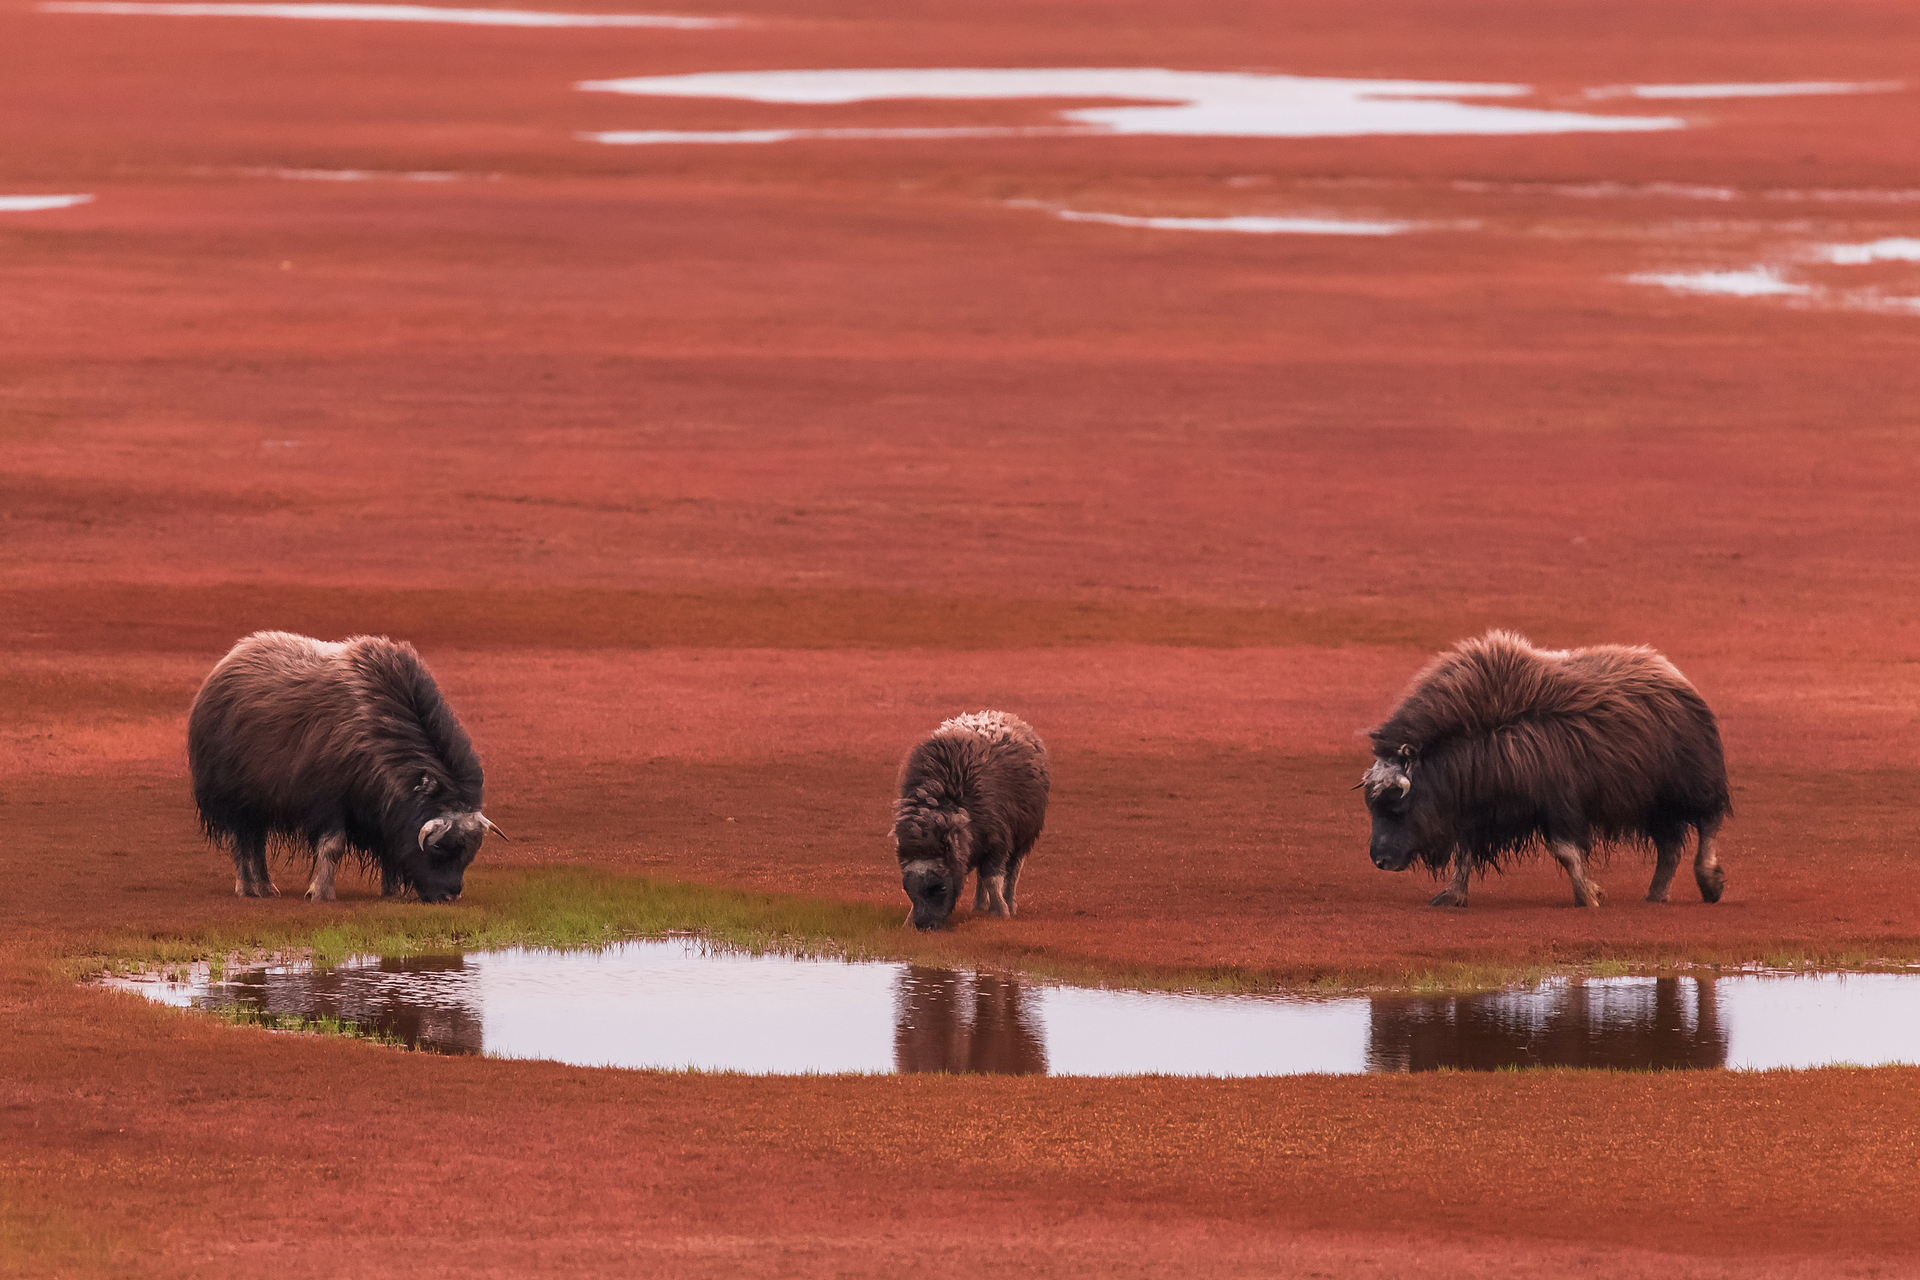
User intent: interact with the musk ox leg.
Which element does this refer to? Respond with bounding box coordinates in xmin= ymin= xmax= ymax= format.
xmin=1647 ymin=836 xmax=1685 ymax=903
xmin=1548 ymin=841 xmax=1604 ymax=908
xmin=1694 ymin=833 xmax=1726 ymax=903
xmin=1003 ymin=852 xmax=1028 ymax=917
xmin=306 ymin=833 xmax=343 ymax=903
xmin=977 ymin=875 xmax=1011 ymax=919
xmin=232 ymin=834 xmax=277 ymax=899
xmin=1429 ymin=860 xmax=1472 ymax=908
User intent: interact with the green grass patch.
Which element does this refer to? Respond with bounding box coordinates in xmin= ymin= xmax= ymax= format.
xmin=64 ymin=866 xmax=907 ymax=981
xmin=208 ymin=1003 xmax=415 ymax=1050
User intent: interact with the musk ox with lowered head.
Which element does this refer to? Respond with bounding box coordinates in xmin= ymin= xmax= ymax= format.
xmin=188 ymin=631 xmax=504 ymax=904
xmin=1361 ymin=630 xmax=1729 ymax=909
xmin=894 ymin=711 xmax=1049 ymax=930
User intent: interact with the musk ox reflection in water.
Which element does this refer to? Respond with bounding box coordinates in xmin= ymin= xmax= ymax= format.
xmin=894 ymin=711 xmax=1049 ymax=930
xmin=1361 ymin=631 xmax=1729 ymax=908
xmin=188 ymin=631 xmax=504 ymax=903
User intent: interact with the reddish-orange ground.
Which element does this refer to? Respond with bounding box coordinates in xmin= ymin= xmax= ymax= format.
xmin=5 ymin=0 xmax=1920 ymax=1274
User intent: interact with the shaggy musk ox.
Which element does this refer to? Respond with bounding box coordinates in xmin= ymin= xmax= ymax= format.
xmin=894 ymin=711 xmax=1049 ymax=930
xmin=188 ymin=631 xmax=504 ymax=903
xmin=1362 ymin=631 xmax=1729 ymax=909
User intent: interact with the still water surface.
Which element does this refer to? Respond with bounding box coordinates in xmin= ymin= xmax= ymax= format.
xmin=105 ymin=940 xmax=1920 ymax=1076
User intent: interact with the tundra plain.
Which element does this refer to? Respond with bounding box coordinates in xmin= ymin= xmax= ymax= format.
xmin=5 ymin=0 xmax=1920 ymax=1274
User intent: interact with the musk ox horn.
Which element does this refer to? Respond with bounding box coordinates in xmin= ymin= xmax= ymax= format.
xmin=1395 ymin=775 xmax=1411 ymax=796
xmin=479 ymin=815 xmax=510 ymax=841
xmin=419 ymin=816 xmax=454 ymax=849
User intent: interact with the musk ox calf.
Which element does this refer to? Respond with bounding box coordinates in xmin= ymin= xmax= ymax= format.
xmin=1361 ymin=630 xmax=1729 ymax=909
xmin=188 ymin=631 xmax=503 ymax=904
xmin=894 ymin=711 xmax=1049 ymax=931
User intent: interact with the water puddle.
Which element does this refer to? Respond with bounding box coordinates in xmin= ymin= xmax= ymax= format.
xmin=1626 ymin=267 xmax=1816 ymax=298
xmin=1049 ymin=210 xmax=1416 ymax=236
xmin=0 ymin=195 xmax=93 ymax=212
xmin=1625 ymin=250 xmax=1920 ymax=315
xmin=1585 ymin=80 xmax=1905 ymax=100
xmin=39 ymin=2 xmax=735 ymax=27
xmin=577 ymin=68 xmax=1689 ymax=145
xmin=101 ymin=941 xmax=1920 ymax=1076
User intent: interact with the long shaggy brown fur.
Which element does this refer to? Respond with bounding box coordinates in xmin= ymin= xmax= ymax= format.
xmin=894 ymin=711 xmax=1049 ymax=930
xmin=188 ymin=631 xmax=489 ymax=900
xmin=1365 ymin=630 xmax=1730 ymax=872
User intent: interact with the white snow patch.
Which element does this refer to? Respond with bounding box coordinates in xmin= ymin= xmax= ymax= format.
xmin=1808 ymin=237 xmax=1920 ymax=265
xmin=1626 ymin=263 xmax=1920 ymax=316
xmin=1587 ymin=80 xmax=1905 ymax=100
xmin=0 ymin=194 xmax=93 ymax=212
xmin=578 ymin=68 xmax=1686 ymax=141
xmin=585 ymin=126 xmax=1067 ymax=145
xmin=1764 ymin=188 xmax=1920 ymax=204
xmin=241 ymin=167 xmax=464 ymax=181
xmin=1626 ymin=267 xmax=1815 ymax=298
xmin=39 ymin=2 xmax=734 ymax=27
xmin=1449 ymin=180 xmax=1920 ymax=205
xmin=1053 ymin=210 xmax=1413 ymax=235
xmin=1451 ymin=179 xmax=1743 ymax=202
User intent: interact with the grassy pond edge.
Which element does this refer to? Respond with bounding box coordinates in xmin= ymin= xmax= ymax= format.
xmin=61 ymin=866 xmax=1920 ymax=998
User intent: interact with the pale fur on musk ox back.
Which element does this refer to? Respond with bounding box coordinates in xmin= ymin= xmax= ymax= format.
xmin=188 ymin=631 xmax=499 ymax=903
xmin=894 ymin=711 xmax=1050 ymax=931
xmin=1361 ymin=630 xmax=1729 ymax=908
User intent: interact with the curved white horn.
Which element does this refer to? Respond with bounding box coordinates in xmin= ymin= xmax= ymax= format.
xmin=419 ymin=816 xmax=453 ymax=849
xmin=1395 ymin=776 xmax=1411 ymax=796
xmin=479 ymin=816 xmax=510 ymax=842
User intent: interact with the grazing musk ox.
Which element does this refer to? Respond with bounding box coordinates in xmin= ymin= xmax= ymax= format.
xmin=1361 ymin=631 xmax=1729 ymax=908
xmin=188 ymin=631 xmax=503 ymax=903
xmin=894 ymin=711 xmax=1049 ymax=930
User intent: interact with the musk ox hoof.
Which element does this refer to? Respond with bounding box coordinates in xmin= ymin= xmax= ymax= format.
xmin=305 ymin=885 xmax=336 ymax=903
xmin=1645 ymin=888 xmax=1670 ymax=903
xmin=1697 ymin=868 xmax=1726 ymax=904
xmin=1428 ymin=890 xmax=1469 ymax=908
xmin=1573 ymin=887 xmax=1605 ymax=909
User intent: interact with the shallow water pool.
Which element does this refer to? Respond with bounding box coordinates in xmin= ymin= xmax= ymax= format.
xmin=102 ymin=941 xmax=1920 ymax=1076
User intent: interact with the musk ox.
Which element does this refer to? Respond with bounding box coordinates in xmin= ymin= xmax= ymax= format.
xmin=894 ymin=711 xmax=1049 ymax=930
xmin=188 ymin=631 xmax=503 ymax=904
xmin=1361 ymin=630 xmax=1729 ymax=909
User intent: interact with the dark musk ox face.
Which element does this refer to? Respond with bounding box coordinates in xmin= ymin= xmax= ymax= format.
xmin=1362 ymin=758 xmax=1445 ymax=872
xmin=403 ymin=812 xmax=501 ymax=903
xmin=895 ymin=811 xmax=969 ymax=930
xmin=900 ymin=856 xmax=963 ymax=931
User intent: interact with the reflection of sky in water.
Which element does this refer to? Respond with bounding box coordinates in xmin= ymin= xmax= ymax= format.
xmin=1586 ymin=80 xmax=1904 ymax=100
xmin=40 ymin=2 xmax=731 ymax=26
xmin=474 ymin=945 xmax=900 ymax=1072
xmin=579 ymin=68 xmax=1687 ymax=144
xmin=0 ymin=195 xmax=93 ymax=212
xmin=100 ymin=946 xmax=1920 ymax=1076
xmin=1719 ymin=974 xmax=1920 ymax=1069
xmin=1049 ymin=210 xmax=1413 ymax=236
xmin=1037 ymin=985 xmax=1368 ymax=1076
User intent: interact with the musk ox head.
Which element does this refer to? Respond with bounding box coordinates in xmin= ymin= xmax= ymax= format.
xmin=894 ymin=804 xmax=970 ymax=931
xmin=1361 ymin=756 xmax=1448 ymax=873
xmin=405 ymin=810 xmax=506 ymax=903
